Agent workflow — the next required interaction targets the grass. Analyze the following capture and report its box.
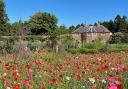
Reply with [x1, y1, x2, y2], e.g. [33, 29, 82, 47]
[108, 44, 128, 52]
[68, 41, 128, 54]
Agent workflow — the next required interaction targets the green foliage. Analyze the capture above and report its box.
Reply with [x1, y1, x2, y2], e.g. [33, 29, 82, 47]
[110, 32, 124, 43]
[0, 37, 15, 54]
[68, 25, 76, 33]
[100, 15, 128, 33]
[28, 12, 58, 35]
[0, 0, 9, 35]
[122, 33, 128, 43]
[108, 44, 128, 52]
[68, 40, 105, 54]
[10, 21, 21, 35]
[27, 40, 48, 52]
[68, 48, 98, 54]
[82, 40, 105, 50]
[57, 25, 69, 35]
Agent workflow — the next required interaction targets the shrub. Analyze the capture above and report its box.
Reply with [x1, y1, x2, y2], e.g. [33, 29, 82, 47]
[82, 40, 105, 51]
[108, 44, 128, 52]
[0, 37, 15, 54]
[110, 32, 124, 43]
[122, 33, 128, 43]
[68, 40, 105, 54]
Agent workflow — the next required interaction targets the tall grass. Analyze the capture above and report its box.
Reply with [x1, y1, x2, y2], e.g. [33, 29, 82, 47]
[108, 43, 128, 52]
[68, 40, 105, 54]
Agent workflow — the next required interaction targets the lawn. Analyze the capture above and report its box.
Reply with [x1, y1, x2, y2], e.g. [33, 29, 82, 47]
[0, 51, 128, 89]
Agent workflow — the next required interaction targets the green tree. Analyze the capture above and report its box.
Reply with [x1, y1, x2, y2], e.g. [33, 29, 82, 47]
[100, 20, 116, 33]
[75, 23, 84, 29]
[11, 20, 27, 36]
[68, 25, 76, 33]
[100, 15, 128, 33]
[57, 24, 68, 34]
[114, 15, 127, 32]
[0, 0, 9, 35]
[28, 12, 58, 35]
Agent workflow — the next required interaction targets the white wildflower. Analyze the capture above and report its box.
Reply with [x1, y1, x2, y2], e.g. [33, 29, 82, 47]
[101, 80, 106, 83]
[89, 77, 95, 83]
[66, 76, 71, 80]
[6, 87, 11, 89]
[3, 73, 7, 77]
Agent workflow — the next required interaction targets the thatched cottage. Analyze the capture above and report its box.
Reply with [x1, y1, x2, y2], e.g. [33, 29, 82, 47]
[72, 25, 112, 43]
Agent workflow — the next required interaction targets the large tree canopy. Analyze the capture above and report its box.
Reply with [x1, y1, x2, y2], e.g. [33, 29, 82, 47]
[0, 0, 9, 35]
[28, 12, 58, 35]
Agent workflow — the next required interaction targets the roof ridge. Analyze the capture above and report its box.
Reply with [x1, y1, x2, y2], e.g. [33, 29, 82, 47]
[72, 25, 111, 34]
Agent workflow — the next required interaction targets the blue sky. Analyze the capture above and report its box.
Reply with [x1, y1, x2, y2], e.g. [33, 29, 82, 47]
[4, 0, 128, 26]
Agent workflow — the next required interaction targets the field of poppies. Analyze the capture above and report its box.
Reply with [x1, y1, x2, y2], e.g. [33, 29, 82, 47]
[0, 51, 128, 89]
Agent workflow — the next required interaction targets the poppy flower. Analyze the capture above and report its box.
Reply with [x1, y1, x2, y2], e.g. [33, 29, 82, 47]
[22, 80, 29, 87]
[42, 86, 46, 89]
[82, 70, 87, 75]
[123, 68, 127, 72]
[117, 78, 122, 84]
[26, 65, 31, 69]
[59, 74, 63, 78]
[13, 72, 18, 81]
[109, 83, 117, 89]
[13, 84, 20, 89]
[52, 78, 56, 84]
[109, 75, 115, 82]
[28, 68, 34, 76]
[115, 71, 120, 76]
[77, 75, 81, 81]
[117, 84, 123, 89]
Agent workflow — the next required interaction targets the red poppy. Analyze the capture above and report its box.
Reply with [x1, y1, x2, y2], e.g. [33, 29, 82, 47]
[13, 72, 17, 77]
[59, 80, 63, 84]
[13, 72, 18, 81]
[42, 86, 46, 89]
[52, 78, 56, 84]
[117, 84, 123, 89]
[116, 71, 120, 76]
[26, 65, 31, 69]
[123, 68, 127, 72]
[47, 79, 51, 83]
[77, 75, 81, 81]
[5, 63, 9, 66]
[13, 84, 20, 89]
[104, 65, 109, 70]
[82, 70, 86, 75]
[96, 68, 100, 73]
[59, 74, 63, 78]
[6, 67, 11, 70]
[118, 78, 122, 84]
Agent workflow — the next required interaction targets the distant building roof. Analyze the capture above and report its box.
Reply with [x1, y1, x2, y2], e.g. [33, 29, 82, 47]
[72, 25, 111, 34]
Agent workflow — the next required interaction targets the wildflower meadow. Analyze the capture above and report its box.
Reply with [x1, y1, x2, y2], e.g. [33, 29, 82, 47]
[0, 51, 128, 89]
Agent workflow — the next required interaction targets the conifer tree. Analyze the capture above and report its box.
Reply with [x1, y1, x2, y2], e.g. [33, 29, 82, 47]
[0, 0, 8, 35]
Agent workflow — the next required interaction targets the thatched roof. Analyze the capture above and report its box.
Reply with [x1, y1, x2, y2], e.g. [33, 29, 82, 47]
[72, 25, 111, 34]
